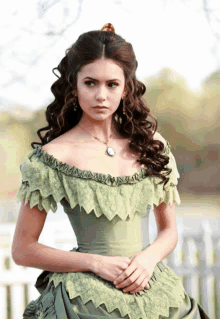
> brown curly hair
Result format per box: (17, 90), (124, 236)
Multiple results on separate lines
(31, 28), (172, 190)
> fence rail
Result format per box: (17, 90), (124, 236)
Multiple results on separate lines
(0, 219), (219, 319)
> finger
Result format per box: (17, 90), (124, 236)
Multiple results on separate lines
(115, 268), (141, 289)
(130, 279), (149, 294)
(145, 283), (150, 289)
(122, 272), (147, 293)
(114, 264), (137, 287)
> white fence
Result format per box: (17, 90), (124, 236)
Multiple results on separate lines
(0, 219), (219, 319)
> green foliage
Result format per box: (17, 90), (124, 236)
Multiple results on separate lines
(143, 67), (220, 147)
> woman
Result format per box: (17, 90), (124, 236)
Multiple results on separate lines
(12, 23), (210, 318)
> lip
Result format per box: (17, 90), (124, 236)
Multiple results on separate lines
(93, 105), (108, 108)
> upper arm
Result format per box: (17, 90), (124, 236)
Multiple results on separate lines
(153, 201), (178, 235)
(152, 132), (178, 234)
(12, 199), (48, 263)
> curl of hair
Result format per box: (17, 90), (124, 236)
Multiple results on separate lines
(31, 29), (172, 191)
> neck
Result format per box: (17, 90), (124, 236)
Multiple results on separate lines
(77, 116), (119, 143)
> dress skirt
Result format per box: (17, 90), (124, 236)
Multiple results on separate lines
(22, 260), (210, 319)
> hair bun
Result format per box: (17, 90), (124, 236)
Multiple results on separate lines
(101, 23), (115, 32)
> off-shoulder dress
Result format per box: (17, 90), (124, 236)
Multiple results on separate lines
(16, 140), (210, 319)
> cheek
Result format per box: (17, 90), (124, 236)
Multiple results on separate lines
(113, 93), (123, 104)
(78, 88), (92, 102)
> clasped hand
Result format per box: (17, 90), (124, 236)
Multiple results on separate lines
(113, 250), (157, 294)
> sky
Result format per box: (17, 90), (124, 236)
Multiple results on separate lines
(0, 0), (220, 112)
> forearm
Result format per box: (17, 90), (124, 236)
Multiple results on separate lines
(13, 242), (98, 273)
(143, 228), (178, 264)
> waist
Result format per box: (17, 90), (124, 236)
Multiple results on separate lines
(70, 242), (150, 258)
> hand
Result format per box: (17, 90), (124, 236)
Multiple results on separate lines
(113, 250), (157, 294)
(92, 254), (132, 283)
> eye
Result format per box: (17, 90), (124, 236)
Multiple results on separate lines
(85, 81), (95, 86)
(84, 81), (119, 88)
(109, 82), (119, 88)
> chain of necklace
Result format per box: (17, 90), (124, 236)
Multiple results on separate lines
(78, 123), (116, 157)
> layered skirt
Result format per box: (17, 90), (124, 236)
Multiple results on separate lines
(22, 256), (210, 319)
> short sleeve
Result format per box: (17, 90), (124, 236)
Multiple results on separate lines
(153, 143), (181, 206)
(16, 149), (62, 213)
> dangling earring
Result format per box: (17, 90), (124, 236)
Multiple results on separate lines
(122, 101), (126, 115)
(122, 93), (126, 115)
(73, 97), (78, 111)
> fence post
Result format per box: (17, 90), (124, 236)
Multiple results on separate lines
(214, 237), (220, 319)
(199, 220), (215, 318)
(168, 221), (184, 274)
(11, 283), (25, 319)
(0, 249), (7, 319)
(184, 237), (199, 300)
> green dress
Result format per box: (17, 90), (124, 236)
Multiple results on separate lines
(16, 140), (210, 319)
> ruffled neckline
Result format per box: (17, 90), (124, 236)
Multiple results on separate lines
(33, 139), (171, 185)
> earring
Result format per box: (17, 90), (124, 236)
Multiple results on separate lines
(122, 100), (126, 115)
(122, 93), (126, 115)
(73, 97), (78, 111)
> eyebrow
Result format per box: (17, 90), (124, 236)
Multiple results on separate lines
(83, 76), (121, 82)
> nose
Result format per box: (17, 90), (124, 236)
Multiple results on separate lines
(95, 85), (107, 100)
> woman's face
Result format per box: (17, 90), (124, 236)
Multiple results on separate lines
(76, 58), (126, 123)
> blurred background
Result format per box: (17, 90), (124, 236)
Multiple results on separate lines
(0, 0), (220, 318)
(1, 0), (220, 223)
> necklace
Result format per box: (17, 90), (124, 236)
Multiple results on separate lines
(78, 123), (116, 157)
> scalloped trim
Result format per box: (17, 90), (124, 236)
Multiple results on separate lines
(32, 139), (171, 186)
(45, 265), (186, 319)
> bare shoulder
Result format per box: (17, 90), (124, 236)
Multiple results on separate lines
(42, 142), (61, 155)
(153, 132), (167, 146)
(41, 140), (72, 161)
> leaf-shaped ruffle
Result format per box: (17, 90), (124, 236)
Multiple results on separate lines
(43, 258), (186, 319)
(16, 140), (181, 220)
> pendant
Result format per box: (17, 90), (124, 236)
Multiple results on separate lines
(106, 146), (115, 157)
